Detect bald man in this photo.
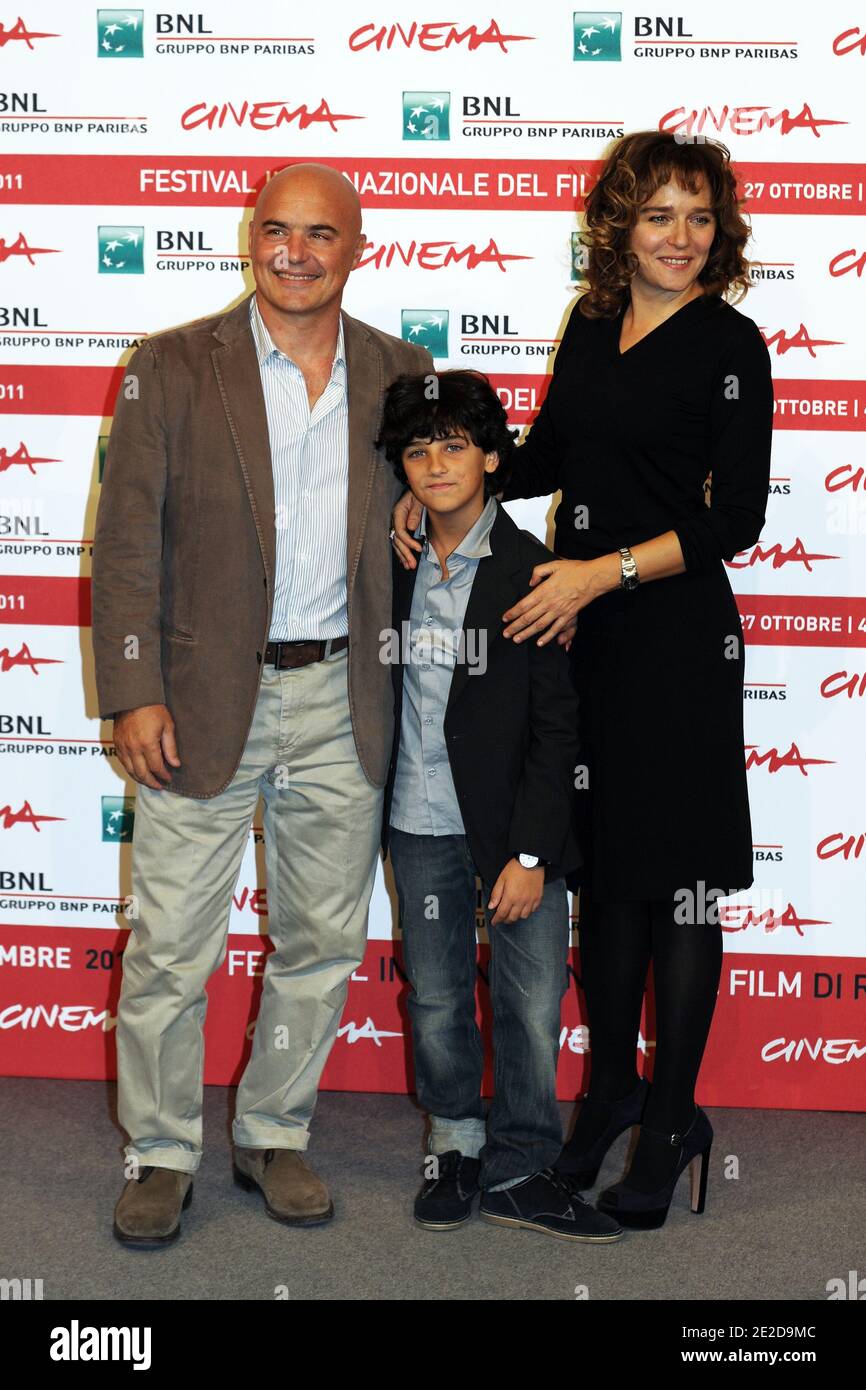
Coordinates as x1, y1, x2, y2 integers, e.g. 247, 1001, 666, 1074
92, 164, 432, 1245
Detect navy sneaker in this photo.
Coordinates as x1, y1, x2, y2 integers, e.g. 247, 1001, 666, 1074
480, 1168, 624, 1242
414, 1150, 481, 1230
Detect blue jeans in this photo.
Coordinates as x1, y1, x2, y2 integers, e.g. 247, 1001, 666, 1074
389, 828, 570, 1189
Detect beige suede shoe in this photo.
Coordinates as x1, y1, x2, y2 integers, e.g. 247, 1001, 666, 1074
113, 1165, 194, 1247
233, 1146, 334, 1225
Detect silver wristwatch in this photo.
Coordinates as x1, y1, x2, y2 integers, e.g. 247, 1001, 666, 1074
619, 546, 640, 591
518, 853, 541, 869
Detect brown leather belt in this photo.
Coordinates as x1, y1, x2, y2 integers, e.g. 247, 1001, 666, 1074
262, 636, 348, 670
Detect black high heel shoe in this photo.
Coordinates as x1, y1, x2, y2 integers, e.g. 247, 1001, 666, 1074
556, 1076, 650, 1187
595, 1106, 713, 1229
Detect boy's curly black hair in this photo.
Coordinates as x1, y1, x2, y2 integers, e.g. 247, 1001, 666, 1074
377, 369, 516, 497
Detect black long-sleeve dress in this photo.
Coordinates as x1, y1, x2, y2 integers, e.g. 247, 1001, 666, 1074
502, 291, 774, 902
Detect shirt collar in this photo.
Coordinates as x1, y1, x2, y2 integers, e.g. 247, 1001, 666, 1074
249, 293, 345, 371
415, 494, 498, 562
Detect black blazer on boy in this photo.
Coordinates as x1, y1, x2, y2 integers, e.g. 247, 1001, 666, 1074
381, 501, 582, 887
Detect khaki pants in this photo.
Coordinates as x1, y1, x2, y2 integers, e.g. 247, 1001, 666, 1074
116, 646, 383, 1175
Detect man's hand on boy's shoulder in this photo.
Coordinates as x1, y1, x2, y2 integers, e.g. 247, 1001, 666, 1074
487, 856, 545, 925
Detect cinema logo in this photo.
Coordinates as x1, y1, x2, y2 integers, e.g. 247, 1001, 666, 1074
824, 456, 866, 536
816, 831, 866, 862
820, 668, 866, 700
0, 800, 63, 830
720, 897, 828, 938
179, 98, 361, 132
672, 884, 824, 932
833, 25, 866, 55
0, 441, 60, 475
829, 248, 866, 277
0, 641, 60, 673
759, 323, 843, 357
727, 538, 839, 571
360, 240, 530, 272
0, 232, 58, 266
0, 17, 58, 48
763, 1038, 866, 1064
349, 20, 533, 52
660, 104, 845, 138
745, 742, 833, 775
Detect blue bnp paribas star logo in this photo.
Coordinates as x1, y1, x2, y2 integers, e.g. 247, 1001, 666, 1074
402, 92, 450, 142
97, 9, 144, 57
98, 226, 144, 274
573, 12, 620, 61
571, 231, 588, 281
101, 796, 135, 843
401, 310, 449, 358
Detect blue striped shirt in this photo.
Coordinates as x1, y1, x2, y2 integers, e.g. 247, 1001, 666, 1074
389, 495, 497, 835
249, 294, 349, 639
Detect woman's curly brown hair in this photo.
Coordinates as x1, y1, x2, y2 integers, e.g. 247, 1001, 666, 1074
576, 131, 753, 318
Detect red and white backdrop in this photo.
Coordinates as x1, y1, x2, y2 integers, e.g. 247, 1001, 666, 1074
0, 3, 864, 1109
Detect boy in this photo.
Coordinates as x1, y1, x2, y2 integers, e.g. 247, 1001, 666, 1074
378, 370, 622, 1243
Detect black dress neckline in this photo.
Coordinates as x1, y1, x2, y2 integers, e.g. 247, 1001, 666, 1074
614, 292, 717, 359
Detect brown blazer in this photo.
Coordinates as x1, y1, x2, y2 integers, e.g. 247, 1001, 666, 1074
91, 290, 432, 798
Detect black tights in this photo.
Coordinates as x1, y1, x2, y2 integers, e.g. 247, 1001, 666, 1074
576, 895, 723, 1142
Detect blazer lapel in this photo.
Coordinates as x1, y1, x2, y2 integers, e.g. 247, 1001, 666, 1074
343, 309, 384, 607
210, 291, 276, 583
445, 506, 526, 717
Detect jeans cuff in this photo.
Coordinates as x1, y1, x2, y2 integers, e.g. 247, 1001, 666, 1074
429, 1114, 487, 1160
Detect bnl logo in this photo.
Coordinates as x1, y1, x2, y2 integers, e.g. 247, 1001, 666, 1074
401, 311, 449, 358
571, 232, 588, 281
97, 9, 143, 57
102, 796, 135, 843
403, 93, 450, 141
573, 13, 620, 60
98, 227, 144, 274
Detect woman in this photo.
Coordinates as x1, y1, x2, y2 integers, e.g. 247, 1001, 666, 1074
390, 131, 774, 1229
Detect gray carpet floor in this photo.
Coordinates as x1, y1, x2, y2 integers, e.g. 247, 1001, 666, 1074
1, 1078, 862, 1301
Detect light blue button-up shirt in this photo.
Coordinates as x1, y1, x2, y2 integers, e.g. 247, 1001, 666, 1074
389, 495, 498, 835
249, 294, 349, 639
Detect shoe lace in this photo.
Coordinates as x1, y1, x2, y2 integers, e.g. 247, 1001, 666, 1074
543, 1167, 589, 1206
